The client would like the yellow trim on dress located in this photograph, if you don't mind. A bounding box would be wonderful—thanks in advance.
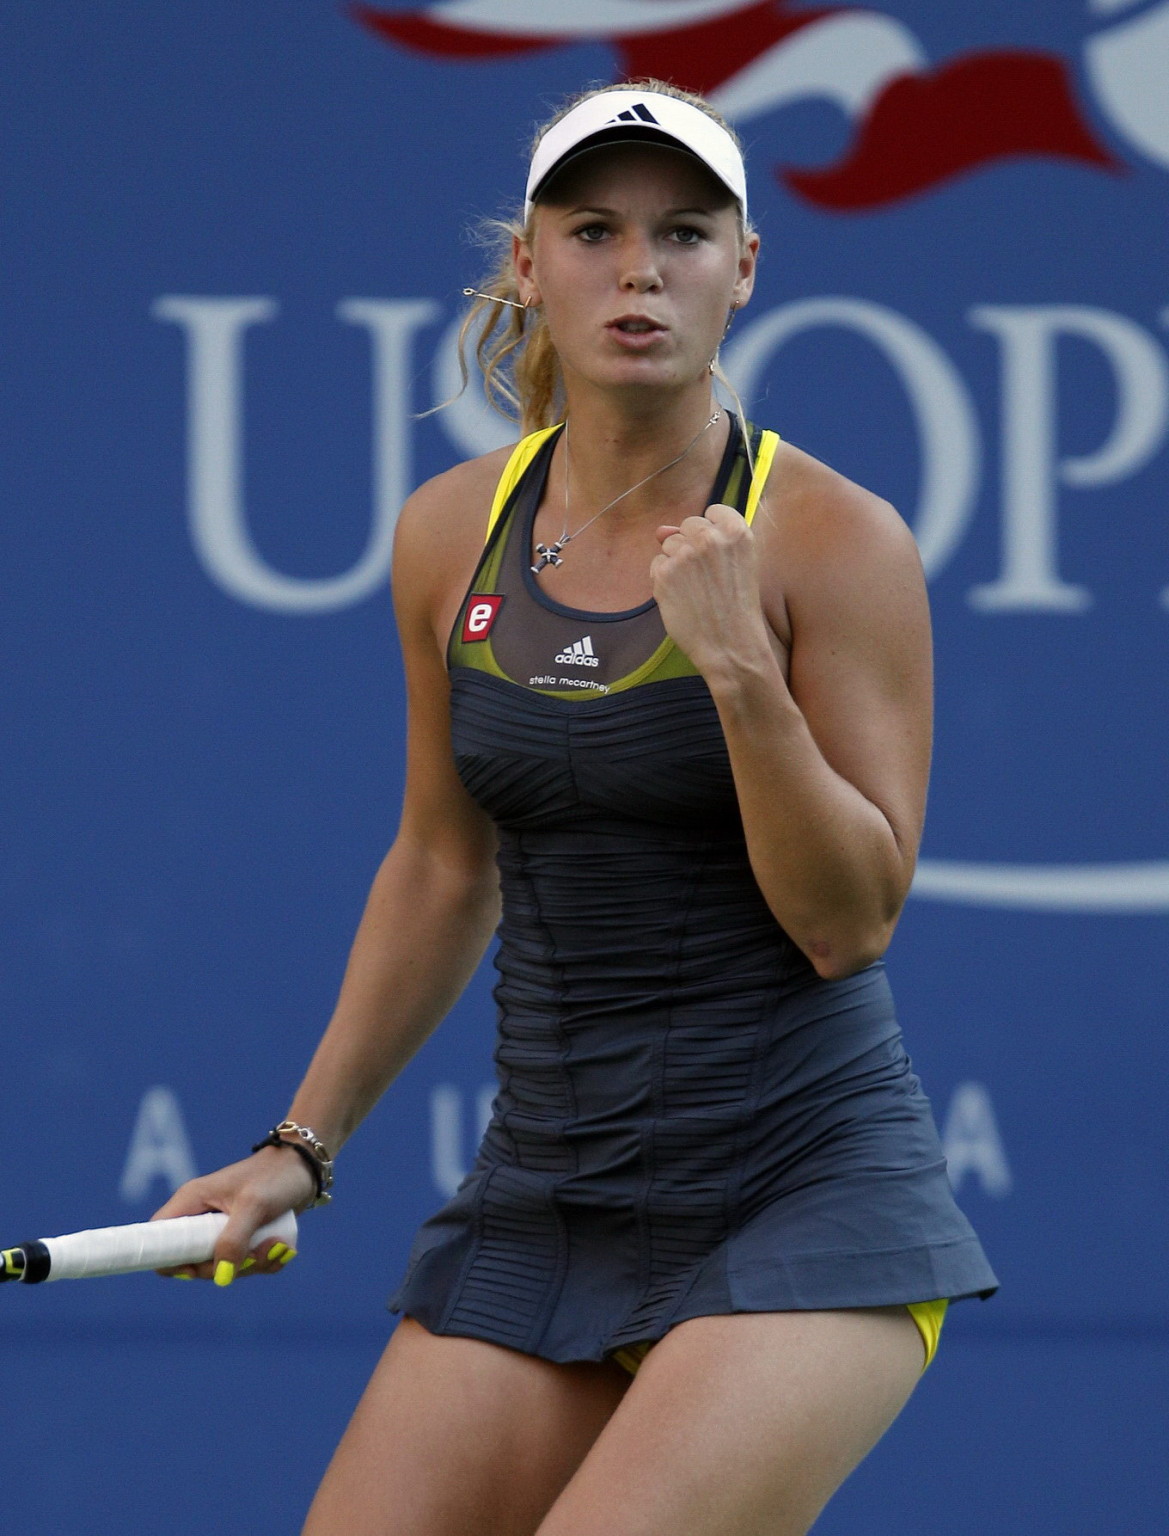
[463,420,785,700]
[744,429,780,526]
[484,424,563,543]
[483,422,779,547]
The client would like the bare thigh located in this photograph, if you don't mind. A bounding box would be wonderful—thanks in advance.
[301,1318,630,1536]
[535,1308,925,1536]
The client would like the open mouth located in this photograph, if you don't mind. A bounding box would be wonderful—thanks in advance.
[610,317,666,337]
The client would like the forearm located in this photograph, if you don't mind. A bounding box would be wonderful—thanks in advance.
[708,653,909,979]
[284,835,500,1152]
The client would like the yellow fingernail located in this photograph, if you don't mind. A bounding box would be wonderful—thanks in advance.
[213,1260,235,1287]
[278,1247,298,1267]
[172,1271,194,1280]
[240,1257,256,1272]
[267,1243,288,1262]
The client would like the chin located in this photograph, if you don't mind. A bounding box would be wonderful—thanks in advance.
[591,355,698,393]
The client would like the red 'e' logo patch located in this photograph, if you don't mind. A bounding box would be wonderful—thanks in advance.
[461,594,503,642]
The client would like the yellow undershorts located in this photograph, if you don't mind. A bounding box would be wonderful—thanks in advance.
[610,1299,949,1378]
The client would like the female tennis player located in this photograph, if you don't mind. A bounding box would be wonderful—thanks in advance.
[155,81,996,1535]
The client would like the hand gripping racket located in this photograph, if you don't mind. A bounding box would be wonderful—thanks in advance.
[0,1211,297,1283]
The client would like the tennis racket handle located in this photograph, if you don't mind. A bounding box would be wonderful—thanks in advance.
[39,1210,298,1281]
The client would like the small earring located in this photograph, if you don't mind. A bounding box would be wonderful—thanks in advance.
[462,288,530,310]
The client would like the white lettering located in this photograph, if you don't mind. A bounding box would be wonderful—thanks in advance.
[968,305,1169,611]
[156,294,1169,622]
[941,1081,1012,1197]
[120,1085,197,1201]
[1159,305,1169,611]
[467,600,496,635]
[152,295,440,613]
[557,676,609,691]
[723,298,980,579]
[430,1083,496,1198]
[432,314,518,458]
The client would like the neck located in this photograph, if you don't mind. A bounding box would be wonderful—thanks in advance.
[555,382,729,529]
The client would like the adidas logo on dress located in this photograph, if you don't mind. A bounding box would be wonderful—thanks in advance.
[554,636,600,668]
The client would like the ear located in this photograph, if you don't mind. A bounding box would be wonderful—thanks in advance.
[731,230,759,312]
[512,232,541,310]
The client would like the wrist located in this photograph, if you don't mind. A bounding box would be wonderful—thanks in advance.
[701,642,789,708]
[252,1121,334,1206]
[251,1141,319,1208]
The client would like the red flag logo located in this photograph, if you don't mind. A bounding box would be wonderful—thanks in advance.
[349,1,1159,211]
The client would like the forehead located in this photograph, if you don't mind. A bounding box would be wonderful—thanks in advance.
[536,140,737,213]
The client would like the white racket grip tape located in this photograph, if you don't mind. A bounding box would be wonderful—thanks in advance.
[40,1210,298,1280]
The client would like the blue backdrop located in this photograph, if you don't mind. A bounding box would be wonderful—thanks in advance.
[4,2,1167,1529]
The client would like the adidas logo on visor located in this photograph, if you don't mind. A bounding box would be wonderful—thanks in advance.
[524,90,747,222]
[606,104,660,126]
[555,636,600,668]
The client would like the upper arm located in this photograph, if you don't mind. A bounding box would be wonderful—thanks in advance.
[768,459,933,880]
[389,463,504,887]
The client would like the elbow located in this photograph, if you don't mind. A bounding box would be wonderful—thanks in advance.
[435,852,501,925]
[762,856,911,981]
[381,832,500,924]
[466,865,503,927]
[803,917,897,982]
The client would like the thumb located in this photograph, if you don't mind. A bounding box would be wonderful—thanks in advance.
[210,1204,266,1287]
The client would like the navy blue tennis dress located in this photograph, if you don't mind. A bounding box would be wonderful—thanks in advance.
[390,417,997,1362]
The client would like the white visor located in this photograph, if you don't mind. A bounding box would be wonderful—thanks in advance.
[525,91,747,221]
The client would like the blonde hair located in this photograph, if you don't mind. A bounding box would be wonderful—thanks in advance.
[448,80,756,437]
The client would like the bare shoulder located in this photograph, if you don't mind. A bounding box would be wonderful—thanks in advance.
[394,444,516,571]
[392,442,518,646]
[755,440,924,625]
[764,440,919,576]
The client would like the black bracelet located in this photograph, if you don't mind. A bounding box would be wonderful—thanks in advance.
[251,1131,329,1204]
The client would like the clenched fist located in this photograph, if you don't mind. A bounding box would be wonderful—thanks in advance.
[651,503,775,682]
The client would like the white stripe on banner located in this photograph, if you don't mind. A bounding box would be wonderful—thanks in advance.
[912,860,1169,912]
[430,1,750,37]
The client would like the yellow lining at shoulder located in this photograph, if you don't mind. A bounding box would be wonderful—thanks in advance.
[744,429,781,527]
[484,424,563,544]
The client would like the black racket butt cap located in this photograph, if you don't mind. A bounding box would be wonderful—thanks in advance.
[1,1241,50,1284]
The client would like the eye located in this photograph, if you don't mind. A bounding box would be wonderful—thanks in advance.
[670,225,707,246]
[573,223,610,243]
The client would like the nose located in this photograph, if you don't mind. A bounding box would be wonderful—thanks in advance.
[619,233,663,293]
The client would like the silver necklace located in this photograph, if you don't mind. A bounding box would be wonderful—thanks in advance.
[531,409,722,575]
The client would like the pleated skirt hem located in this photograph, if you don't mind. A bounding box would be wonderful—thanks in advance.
[388,1232,997,1367]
